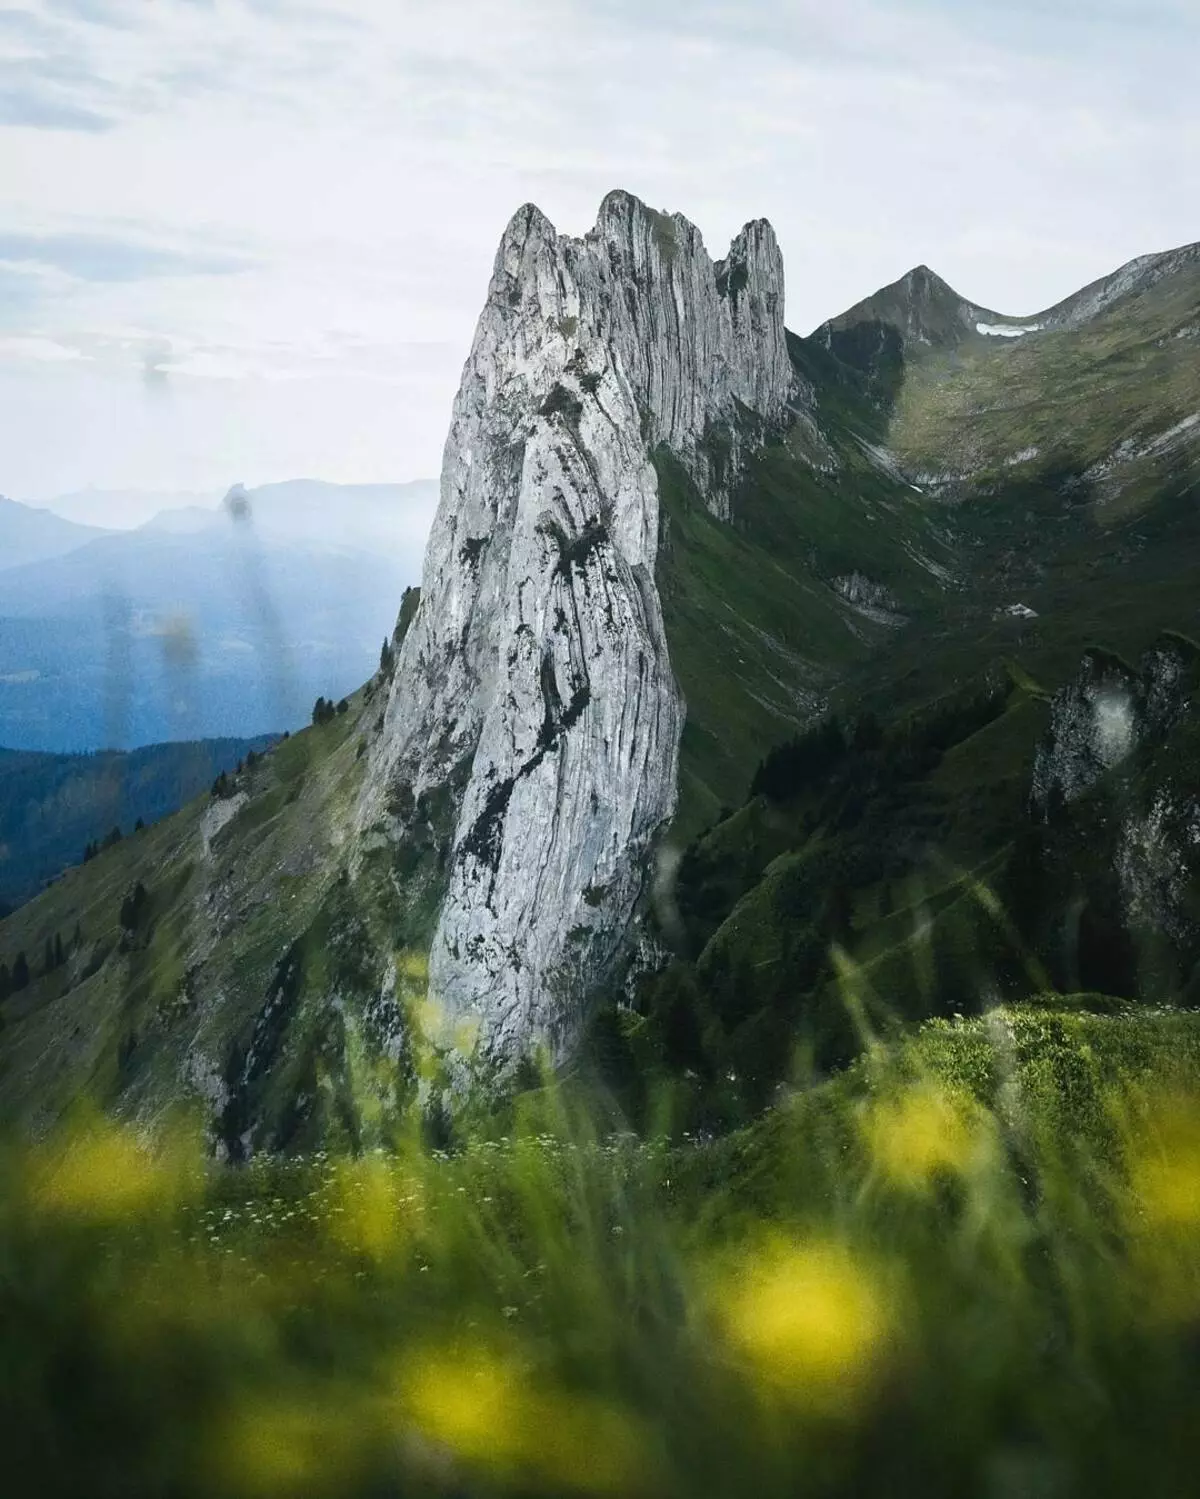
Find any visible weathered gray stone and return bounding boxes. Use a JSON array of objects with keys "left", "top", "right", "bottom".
[{"left": 359, "top": 192, "right": 792, "bottom": 1062}]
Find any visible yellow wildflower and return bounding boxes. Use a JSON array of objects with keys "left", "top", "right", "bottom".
[{"left": 716, "top": 1237, "right": 890, "bottom": 1408}]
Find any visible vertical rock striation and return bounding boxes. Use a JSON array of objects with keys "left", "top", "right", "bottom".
[{"left": 359, "top": 190, "right": 791, "bottom": 1061}]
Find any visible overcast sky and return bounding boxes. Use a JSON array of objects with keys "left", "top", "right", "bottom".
[{"left": 0, "top": 0, "right": 1196, "bottom": 517}]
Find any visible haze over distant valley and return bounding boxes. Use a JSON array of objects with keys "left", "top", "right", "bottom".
[{"left": 0, "top": 478, "right": 437, "bottom": 751}]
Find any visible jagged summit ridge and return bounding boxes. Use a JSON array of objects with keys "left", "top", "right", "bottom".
[
  {"left": 495, "top": 189, "right": 792, "bottom": 516},
  {"left": 360, "top": 190, "right": 792, "bottom": 1062}
]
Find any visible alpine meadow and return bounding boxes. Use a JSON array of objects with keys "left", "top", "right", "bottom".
[{"left": 1, "top": 4, "right": 1199, "bottom": 1495}]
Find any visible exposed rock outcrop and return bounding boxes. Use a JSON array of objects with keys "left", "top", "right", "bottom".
[
  {"left": 359, "top": 191, "right": 792, "bottom": 1062},
  {"left": 1031, "top": 635, "right": 1200, "bottom": 983},
  {"left": 1031, "top": 637, "right": 1198, "bottom": 816}
]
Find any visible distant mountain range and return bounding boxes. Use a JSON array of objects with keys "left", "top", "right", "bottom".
[
  {"left": 0, "top": 479, "right": 437, "bottom": 752},
  {"left": 0, "top": 496, "right": 108, "bottom": 573}
]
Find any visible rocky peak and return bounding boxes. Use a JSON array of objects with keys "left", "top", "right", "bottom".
[
  {"left": 358, "top": 191, "right": 792, "bottom": 1065},
  {"left": 815, "top": 263, "right": 1004, "bottom": 354},
  {"left": 492, "top": 189, "right": 792, "bottom": 518}
]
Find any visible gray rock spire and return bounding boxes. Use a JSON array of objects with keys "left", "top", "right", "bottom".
[{"left": 359, "top": 191, "right": 791, "bottom": 1061}]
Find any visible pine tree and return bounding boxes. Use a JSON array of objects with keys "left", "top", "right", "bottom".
[
  {"left": 12, "top": 952, "right": 29, "bottom": 991},
  {"left": 43, "top": 938, "right": 54, "bottom": 976},
  {"left": 54, "top": 933, "right": 65, "bottom": 969},
  {"left": 0, "top": 963, "right": 10, "bottom": 1002}
]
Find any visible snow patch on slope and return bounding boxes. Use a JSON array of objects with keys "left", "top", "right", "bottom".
[{"left": 976, "top": 322, "right": 1042, "bottom": 338}]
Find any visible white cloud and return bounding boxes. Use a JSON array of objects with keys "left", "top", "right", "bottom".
[{"left": 0, "top": 0, "right": 1196, "bottom": 505}]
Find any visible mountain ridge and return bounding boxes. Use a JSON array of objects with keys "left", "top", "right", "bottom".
[
  {"left": 815, "top": 236, "right": 1200, "bottom": 348},
  {"left": 1, "top": 194, "right": 1198, "bottom": 1150},
  {"left": 0, "top": 495, "right": 110, "bottom": 573}
]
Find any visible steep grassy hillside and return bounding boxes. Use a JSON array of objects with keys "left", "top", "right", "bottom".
[
  {"left": 604, "top": 628, "right": 1200, "bottom": 1132},
  {"left": 0, "top": 684, "right": 404, "bottom": 1146},
  {"left": 658, "top": 345, "right": 956, "bottom": 833}
]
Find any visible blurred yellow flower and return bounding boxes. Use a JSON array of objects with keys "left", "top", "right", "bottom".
[
  {"left": 29, "top": 1121, "right": 180, "bottom": 1222},
  {"left": 717, "top": 1238, "right": 889, "bottom": 1406},
  {"left": 1128, "top": 1094, "right": 1200, "bottom": 1231},
  {"left": 866, "top": 1083, "right": 981, "bottom": 1191},
  {"left": 1122, "top": 1093, "right": 1200, "bottom": 1324},
  {"left": 326, "top": 1156, "right": 409, "bottom": 1262},
  {"left": 399, "top": 1346, "right": 649, "bottom": 1493},
  {"left": 404, "top": 1350, "right": 510, "bottom": 1464},
  {"left": 216, "top": 1395, "right": 359, "bottom": 1496}
]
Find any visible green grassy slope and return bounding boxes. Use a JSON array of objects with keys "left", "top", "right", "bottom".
[
  {"left": 822, "top": 241, "right": 1200, "bottom": 500},
  {"left": 0, "top": 688, "right": 396, "bottom": 1145},
  {"left": 602, "top": 621, "right": 1200, "bottom": 1132},
  {"left": 657, "top": 362, "right": 957, "bottom": 834}
]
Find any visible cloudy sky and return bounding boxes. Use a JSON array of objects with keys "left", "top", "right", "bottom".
[{"left": 1, "top": 0, "right": 1196, "bottom": 518}]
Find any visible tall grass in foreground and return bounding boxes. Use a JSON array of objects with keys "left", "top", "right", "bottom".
[{"left": 2, "top": 1007, "right": 1200, "bottom": 1498}]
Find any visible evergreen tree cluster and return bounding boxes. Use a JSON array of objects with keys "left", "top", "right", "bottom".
[
  {"left": 0, "top": 924, "right": 76, "bottom": 1001},
  {"left": 0, "top": 953, "right": 26, "bottom": 999},
  {"left": 750, "top": 716, "right": 849, "bottom": 801},
  {"left": 82, "top": 826, "right": 124, "bottom": 864},
  {"left": 750, "top": 684, "right": 1007, "bottom": 808},
  {"left": 40, "top": 932, "right": 68, "bottom": 976},
  {"left": 311, "top": 696, "right": 349, "bottom": 726}
]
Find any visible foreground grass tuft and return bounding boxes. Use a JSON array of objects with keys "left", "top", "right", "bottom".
[{"left": 2, "top": 1007, "right": 1200, "bottom": 1497}]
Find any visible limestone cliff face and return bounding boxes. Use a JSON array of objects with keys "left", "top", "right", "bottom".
[{"left": 359, "top": 191, "right": 792, "bottom": 1061}]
